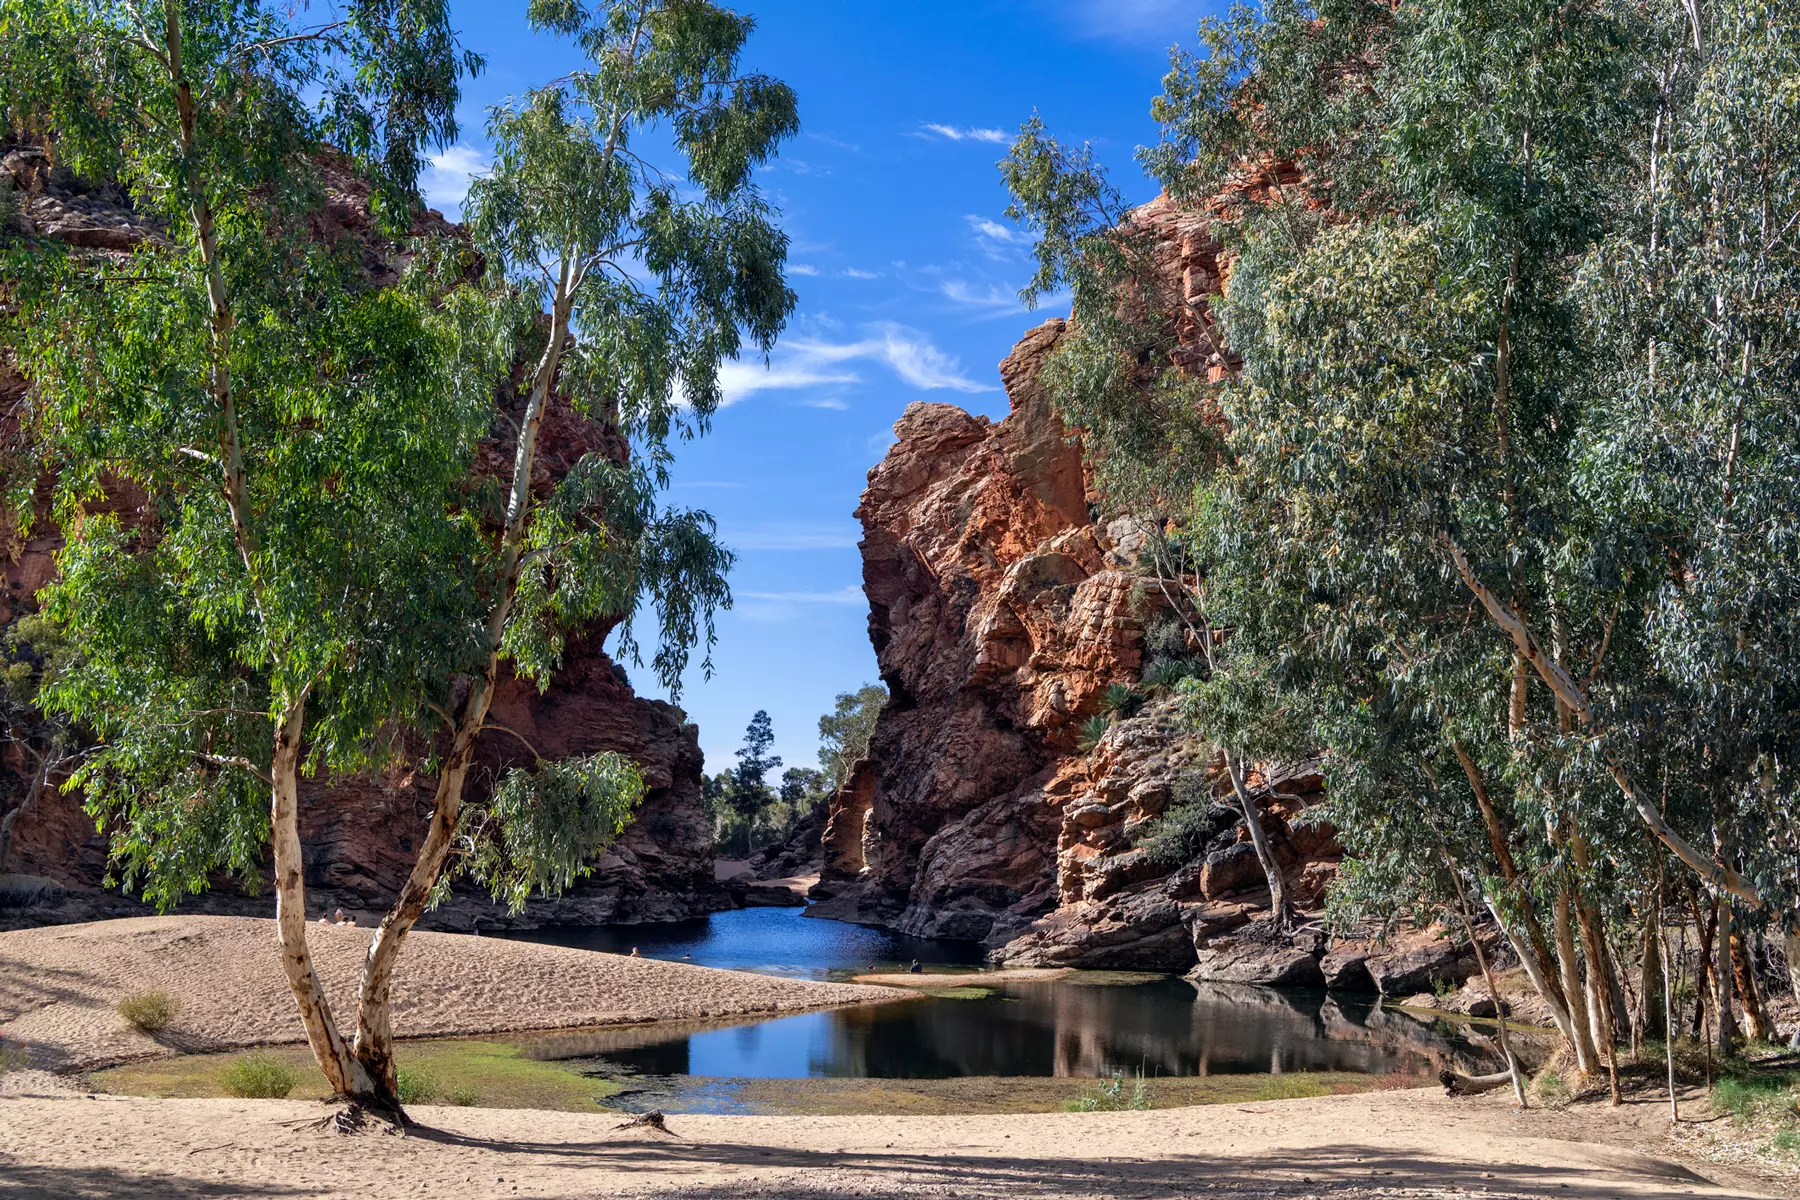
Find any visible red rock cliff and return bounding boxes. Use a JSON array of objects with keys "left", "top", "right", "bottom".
[
  {"left": 0, "top": 147, "right": 722, "bottom": 929},
  {"left": 810, "top": 194, "right": 1349, "bottom": 973}
]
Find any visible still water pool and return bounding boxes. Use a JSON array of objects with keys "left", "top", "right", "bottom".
[{"left": 504, "top": 909, "right": 1505, "bottom": 1084}]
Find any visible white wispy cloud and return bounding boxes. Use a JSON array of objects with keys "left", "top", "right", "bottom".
[
  {"left": 807, "top": 132, "right": 862, "bottom": 152},
  {"left": 967, "top": 215, "right": 1028, "bottom": 245},
  {"left": 789, "top": 264, "right": 821, "bottom": 276},
  {"left": 841, "top": 268, "right": 881, "bottom": 280},
  {"left": 1050, "top": 0, "right": 1195, "bottom": 39},
  {"left": 918, "top": 123, "right": 1009, "bottom": 144},
  {"left": 797, "top": 396, "right": 849, "bottom": 410},
  {"left": 738, "top": 586, "right": 865, "bottom": 605},
  {"left": 724, "top": 524, "right": 863, "bottom": 551},
  {"left": 421, "top": 144, "right": 486, "bottom": 215},
  {"left": 941, "top": 279, "right": 1023, "bottom": 310},
  {"left": 719, "top": 322, "right": 994, "bottom": 405}
]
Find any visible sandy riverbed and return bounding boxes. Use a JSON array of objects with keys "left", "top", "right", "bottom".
[
  {"left": 0, "top": 915, "right": 900, "bottom": 1072},
  {"left": 0, "top": 1084, "right": 1784, "bottom": 1199}
]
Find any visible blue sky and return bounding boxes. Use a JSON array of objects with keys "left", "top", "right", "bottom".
[{"left": 435, "top": 1, "right": 1212, "bottom": 776}]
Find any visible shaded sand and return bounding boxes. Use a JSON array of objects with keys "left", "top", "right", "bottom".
[
  {"left": 851, "top": 968, "right": 1073, "bottom": 987},
  {"left": 0, "top": 1086, "right": 1780, "bottom": 1199},
  {"left": 0, "top": 916, "right": 900, "bottom": 1072}
]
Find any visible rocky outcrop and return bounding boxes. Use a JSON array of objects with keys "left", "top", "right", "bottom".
[
  {"left": 0, "top": 146, "right": 723, "bottom": 929},
  {"left": 808, "top": 185, "right": 1493, "bottom": 980},
  {"left": 807, "top": 301, "right": 1347, "bottom": 968}
]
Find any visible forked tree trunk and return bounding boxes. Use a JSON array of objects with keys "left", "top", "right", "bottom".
[
  {"left": 1553, "top": 881, "right": 1601, "bottom": 1075},
  {"left": 351, "top": 261, "right": 576, "bottom": 1099}
]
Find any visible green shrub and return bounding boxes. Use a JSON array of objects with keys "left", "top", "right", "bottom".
[
  {"left": 1098, "top": 683, "right": 1144, "bottom": 718},
  {"left": 116, "top": 990, "right": 181, "bottom": 1033},
  {"left": 444, "top": 1085, "right": 480, "bottom": 1107},
  {"left": 220, "top": 1055, "right": 300, "bottom": 1099},
  {"left": 1252, "top": 1074, "right": 1329, "bottom": 1101},
  {"left": 1140, "top": 658, "right": 1197, "bottom": 694},
  {"left": 397, "top": 1066, "right": 438, "bottom": 1105},
  {"left": 1064, "top": 1071, "right": 1151, "bottom": 1112},
  {"left": 1077, "top": 714, "right": 1112, "bottom": 752}
]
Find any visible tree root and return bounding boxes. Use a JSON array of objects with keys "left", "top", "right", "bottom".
[
  {"left": 614, "top": 1109, "right": 674, "bottom": 1135},
  {"left": 288, "top": 1101, "right": 409, "bottom": 1135}
]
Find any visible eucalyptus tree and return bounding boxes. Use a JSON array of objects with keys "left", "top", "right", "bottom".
[
  {"left": 2, "top": 0, "right": 795, "bottom": 1118},
  {"left": 1, "top": 0, "right": 483, "bottom": 1107},
  {"left": 351, "top": 0, "right": 795, "bottom": 1103}
]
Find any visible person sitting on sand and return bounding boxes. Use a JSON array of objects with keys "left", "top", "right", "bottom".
[
  {"left": 909, "top": 959, "right": 922, "bottom": 974},
  {"left": 630, "top": 947, "right": 641, "bottom": 956},
  {"left": 333, "top": 908, "right": 353, "bottom": 927}
]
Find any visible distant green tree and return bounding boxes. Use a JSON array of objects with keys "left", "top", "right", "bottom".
[
  {"left": 726, "top": 709, "right": 781, "bottom": 818},
  {"left": 815, "top": 682, "right": 885, "bottom": 791}
]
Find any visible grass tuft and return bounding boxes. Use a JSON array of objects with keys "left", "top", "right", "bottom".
[
  {"left": 219, "top": 1054, "right": 300, "bottom": 1099},
  {"left": 116, "top": 990, "right": 180, "bottom": 1033},
  {"left": 396, "top": 1066, "right": 438, "bottom": 1105}
]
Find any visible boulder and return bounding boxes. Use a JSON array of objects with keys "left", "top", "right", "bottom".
[
  {"left": 1320, "top": 946, "right": 1377, "bottom": 992},
  {"left": 1364, "top": 931, "right": 1475, "bottom": 996},
  {"left": 1189, "top": 938, "right": 1326, "bottom": 988}
]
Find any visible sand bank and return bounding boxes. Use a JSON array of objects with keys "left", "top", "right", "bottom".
[
  {"left": 0, "top": 1086, "right": 1780, "bottom": 1199},
  {"left": 0, "top": 915, "right": 900, "bottom": 1072}
]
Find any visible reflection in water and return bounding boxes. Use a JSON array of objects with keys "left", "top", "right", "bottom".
[
  {"left": 526, "top": 978, "right": 1503, "bottom": 1082},
  {"left": 504, "top": 908, "right": 1504, "bottom": 1083}
]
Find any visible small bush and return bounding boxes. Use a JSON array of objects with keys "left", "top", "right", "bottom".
[
  {"left": 1772, "top": 1130, "right": 1800, "bottom": 1153},
  {"left": 444, "top": 1085, "right": 480, "bottom": 1107},
  {"left": 1064, "top": 1071, "right": 1151, "bottom": 1112},
  {"left": 397, "top": 1066, "right": 438, "bottom": 1105},
  {"left": 1098, "top": 683, "right": 1144, "bottom": 718},
  {"left": 1252, "top": 1074, "right": 1329, "bottom": 1101},
  {"left": 1141, "top": 658, "right": 1198, "bottom": 694},
  {"left": 220, "top": 1055, "right": 300, "bottom": 1099},
  {"left": 1077, "top": 714, "right": 1112, "bottom": 752},
  {"left": 116, "top": 990, "right": 180, "bottom": 1033}
]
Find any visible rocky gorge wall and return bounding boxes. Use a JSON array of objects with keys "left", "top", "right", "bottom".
[
  {"left": 810, "top": 191, "right": 1489, "bottom": 995},
  {"left": 0, "top": 146, "right": 722, "bottom": 930}
]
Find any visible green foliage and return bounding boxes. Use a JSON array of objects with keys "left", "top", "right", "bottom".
[
  {"left": 1136, "top": 774, "right": 1236, "bottom": 868},
  {"left": 442, "top": 753, "right": 646, "bottom": 915},
  {"left": 396, "top": 1066, "right": 438, "bottom": 1106},
  {"left": 1064, "top": 1070, "right": 1151, "bottom": 1111},
  {"left": 219, "top": 1055, "right": 299, "bottom": 1099},
  {"left": 1098, "top": 683, "right": 1144, "bottom": 719},
  {"left": 1077, "top": 714, "right": 1112, "bottom": 752},
  {"left": 816, "top": 682, "right": 886, "bottom": 791},
  {"left": 1140, "top": 658, "right": 1198, "bottom": 695},
  {"left": 116, "top": 990, "right": 180, "bottom": 1033}
]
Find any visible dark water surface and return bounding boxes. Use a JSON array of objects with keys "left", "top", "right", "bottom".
[{"left": 503, "top": 909, "right": 1504, "bottom": 1085}]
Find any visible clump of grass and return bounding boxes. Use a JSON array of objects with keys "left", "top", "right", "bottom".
[
  {"left": 444, "top": 1085, "right": 480, "bottom": 1107},
  {"left": 397, "top": 1066, "right": 438, "bottom": 1105},
  {"left": 1252, "top": 1074, "right": 1329, "bottom": 1101},
  {"left": 116, "top": 990, "right": 180, "bottom": 1033},
  {"left": 1712, "top": 1072, "right": 1797, "bottom": 1122},
  {"left": 1063, "top": 1070, "right": 1151, "bottom": 1112},
  {"left": 1530, "top": 1066, "right": 1572, "bottom": 1108},
  {"left": 1077, "top": 713, "right": 1112, "bottom": 752},
  {"left": 1098, "top": 683, "right": 1145, "bottom": 719},
  {"left": 219, "top": 1055, "right": 300, "bottom": 1099}
]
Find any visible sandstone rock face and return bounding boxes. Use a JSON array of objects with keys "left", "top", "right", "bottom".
[
  {"left": 0, "top": 149, "right": 722, "bottom": 929},
  {"left": 809, "top": 302, "right": 1347, "bottom": 967}
]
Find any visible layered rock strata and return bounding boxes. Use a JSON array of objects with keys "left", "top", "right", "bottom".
[{"left": 0, "top": 147, "right": 722, "bottom": 929}]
